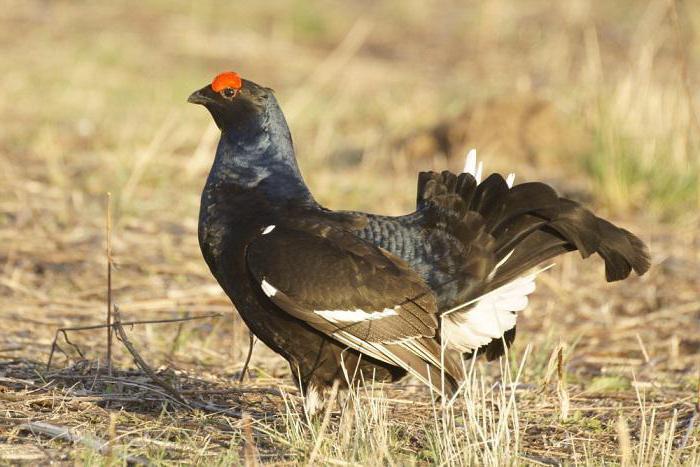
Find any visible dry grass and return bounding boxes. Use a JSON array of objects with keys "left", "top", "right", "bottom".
[{"left": 1, "top": 0, "right": 699, "bottom": 464}]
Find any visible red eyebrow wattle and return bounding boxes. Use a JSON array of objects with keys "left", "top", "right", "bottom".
[{"left": 211, "top": 71, "right": 242, "bottom": 92}]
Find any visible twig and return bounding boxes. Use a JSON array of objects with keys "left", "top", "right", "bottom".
[
  {"left": 45, "top": 313, "right": 221, "bottom": 370},
  {"left": 106, "top": 192, "right": 113, "bottom": 376},
  {"left": 112, "top": 305, "right": 187, "bottom": 406},
  {"left": 239, "top": 332, "right": 256, "bottom": 383},
  {"left": 45, "top": 308, "right": 253, "bottom": 420},
  {"left": 0, "top": 376, "right": 42, "bottom": 388},
  {"left": 46, "top": 329, "right": 86, "bottom": 370},
  {"left": 180, "top": 387, "right": 286, "bottom": 397},
  {"left": 20, "top": 421, "right": 149, "bottom": 465},
  {"left": 518, "top": 454, "right": 562, "bottom": 466},
  {"left": 188, "top": 400, "right": 245, "bottom": 418}
]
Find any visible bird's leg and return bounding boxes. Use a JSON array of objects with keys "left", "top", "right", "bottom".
[
  {"left": 238, "top": 331, "right": 256, "bottom": 383},
  {"left": 304, "top": 379, "right": 345, "bottom": 417},
  {"left": 304, "top": 383, "right": 325, "bottom": 416}
]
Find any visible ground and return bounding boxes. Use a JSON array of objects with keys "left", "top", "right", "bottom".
[{"left": 1, "top": 0, "right": 699, "bottom": 465}]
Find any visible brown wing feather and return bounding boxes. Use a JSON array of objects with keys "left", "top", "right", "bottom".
[{"left": 245, "top": 222, "right": 463, "bottom": 392}]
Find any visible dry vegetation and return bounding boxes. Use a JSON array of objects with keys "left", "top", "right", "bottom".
[{"left": 1, "top": 0, "right": 699, "bottom": 464}]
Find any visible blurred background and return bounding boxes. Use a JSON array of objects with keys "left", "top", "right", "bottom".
[
  {"left": 2, "top": 0, "right": 698, "bottom": 219},
  {"left": 1, "top": 0, "right": 699, "bottom": 461}
]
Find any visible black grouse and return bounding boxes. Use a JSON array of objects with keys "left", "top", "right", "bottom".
[{"left": 189, "top": 71, "right": 650, "bottom": 412}]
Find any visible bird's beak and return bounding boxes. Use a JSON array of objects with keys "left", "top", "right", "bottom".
[{"left": 187, "top": 86, "right": 218, "bottom": 106}]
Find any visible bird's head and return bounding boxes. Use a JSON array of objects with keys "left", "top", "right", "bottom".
[{"left": 188, "top": 71, "right": 272, "bottom": 133}]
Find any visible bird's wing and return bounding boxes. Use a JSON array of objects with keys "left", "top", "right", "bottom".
[{"left": 245, "top": 222, "right": 462, "bottom": 393}]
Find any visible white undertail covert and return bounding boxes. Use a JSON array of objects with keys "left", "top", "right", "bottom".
[{"left": 442, "top": 150, "right": 544, "bottom": 353}]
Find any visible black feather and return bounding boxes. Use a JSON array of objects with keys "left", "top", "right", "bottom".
[{"left": 412, "top": 169, "right": 650, "bottom": 357}]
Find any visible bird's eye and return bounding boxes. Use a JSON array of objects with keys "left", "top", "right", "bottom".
[{"left": 221, "top": 88, "right": 237, "bottom": 99}]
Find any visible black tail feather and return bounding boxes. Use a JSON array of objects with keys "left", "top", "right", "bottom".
[
  {"left": 417, "top": 170, "right": 650, "bottom": 293},
  {"left": 417, "top": 170, "right": 650, "bottom": 360},
  {"left": 484, "top": 327, "right": 517, "bottom": 361}
]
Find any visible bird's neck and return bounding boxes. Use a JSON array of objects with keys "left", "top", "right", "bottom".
[{"left": 206, "top": 96, "right": 317, "bottom": 207}]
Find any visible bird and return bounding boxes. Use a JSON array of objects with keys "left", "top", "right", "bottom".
[{"left": 188, "top": 71, "right": 650, "bottom": 413}]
